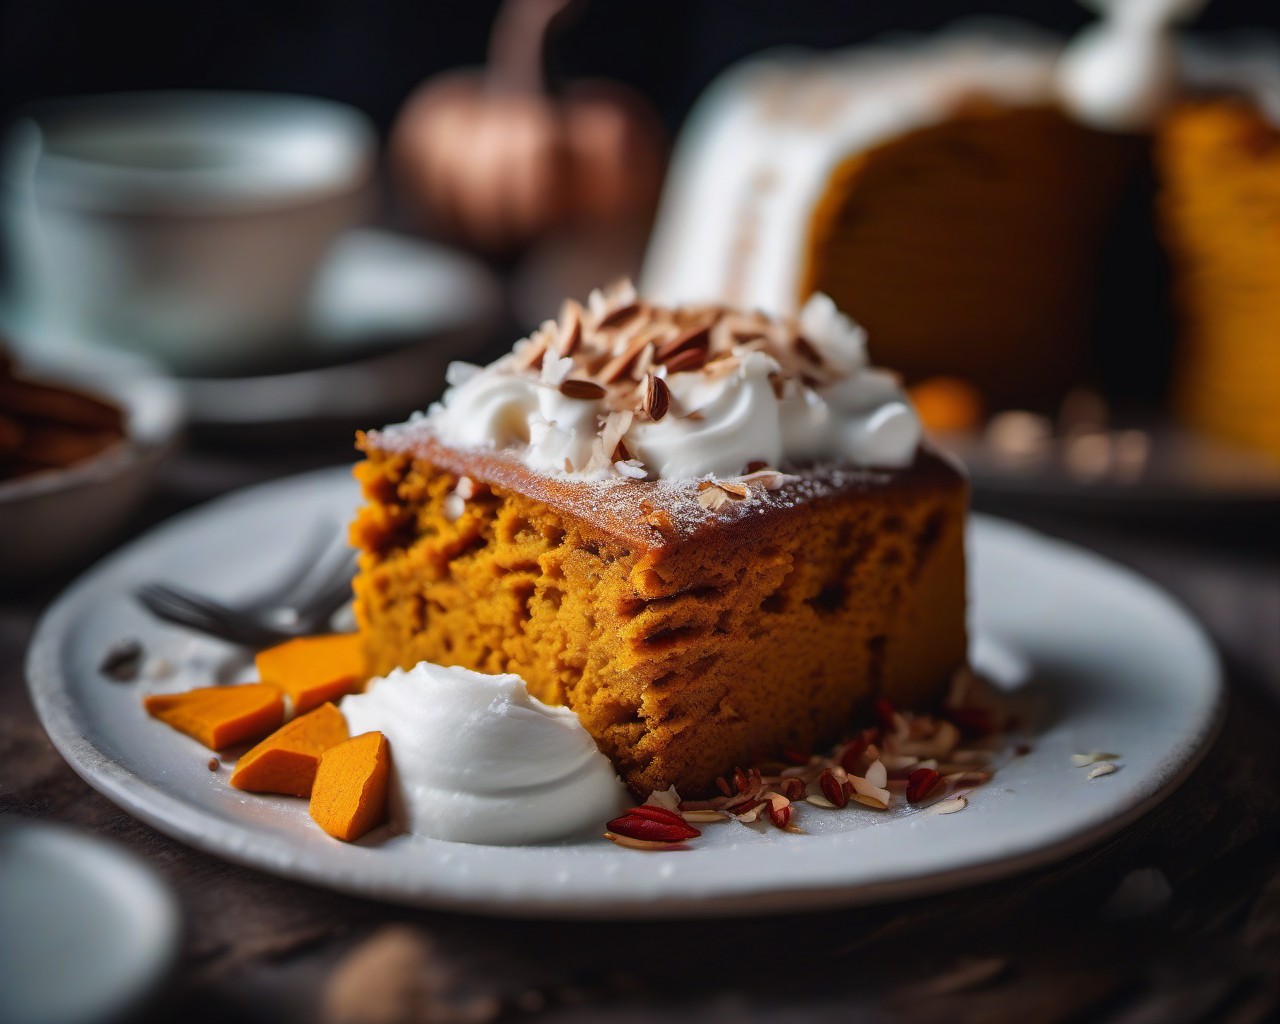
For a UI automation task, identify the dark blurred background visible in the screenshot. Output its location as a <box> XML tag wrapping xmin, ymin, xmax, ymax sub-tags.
<box><xmin>3</xmin><ymin>0</ymin><xmax>1276</xmax><ymax>135</ymax></box>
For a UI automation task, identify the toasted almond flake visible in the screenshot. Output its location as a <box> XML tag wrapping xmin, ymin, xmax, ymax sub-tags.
<box><xmin>739</xmin><ymin>469</ymin><xmax>797</xmax><ymax>491</ymax></box>
<box><xmin>598</xmin><ymin>332</ymin><xmax>653</xmax><ymax>383</ymax></box>
<box><xmin>894</xmin><ymin>720</ymin><xmax>961</xmax><ymax>759</ymax></box>
<box><xmin>644</xmin><ymin>374</ymin><xmax>670</xmax><ymax>421</ymax></box>
<box><xmin>1072</xmin><ymin>751</ymin><xmax>1120</xmax><ymax>767</ymax></box>
<box><xmin>664</xmin><ymin>346</ymin><xmax>709</xmax><ymax>374</ymax></box>
<box><xmin>557</xmin><ymin>299</ymin><xmax>583</xmax><ymax>355</ymax></box>
<box><xmin>849</xmin><ymin>775</ymin><xmax>891</xmax><ymax>809</ymax></box>
<box><xmin>929</xmin><ymin>795</ymin><xmax>968</xmax><ymax>815</ymax></box>
<box><xmin>1087</xmin><ymin>761</ymin><xmax>1118</xmax><ymax>779</ymax></box>
<box><xmin>597</xmin><ymin>300</ymin><xmax>642</xmax><ymax>329</ymax></box>
<box><xmin>655</xmin><ymin>323</ymin><xmax>711</xmax><ymax>363</ymax></box>
<box><xmin>806</xmin><ymin>794</ymin><xmax>839</xmax><ymax>809</ymax></box>
<box><xmin>644</xmin><ymin>508</ymin><xmax>676</xmax><ymax>535</ymax></box>
<box><xmin>513</xmin><ymin>331</ymin><xmax>549</xmax><ymax>371</ymax></box>
<box><xmin>716</xmin><ymin>480</ymin><xmax>750</xmax><ymax>499</ymax></box>
<box><xmin>603</xmin><ymin>832</ymin><xmax>688</xmax><ymax>851</ymax></box>
<box><xmin>881</xmin><ymin>754</ymin><xmax>920</xmax><ymax>772</ymax></box>
<box><xmin>864</xmin><ymin>759</ymin><xmax>888</xmax><ymax>789</ymax></box>
<box><xmin>615</xmin><ymin>459</ymin><xmax>647</xmax><ymax>480</ymax></box>
<box><xmin>734</xmin><ymin>803</ymin><xmax>766</xmax><ymax>823</ymax></box>
<box><xmin>681</xmin><ymin>810</ymin><xmax>730</xmax><ymax>823</ymax></box>
<box><xmin>697</xmin><ymin>486</ymin><xmax>731</xmax><ymax>512</ymax></box>
<box><xmin>559</xmin><ymin>378</ymin><xmax>606</xmax><ymax>401</ymax></box>
<box><xmin>702</xmin><ymin>355</ymin><xmax>740</xmax><ymax>380</ymax></box>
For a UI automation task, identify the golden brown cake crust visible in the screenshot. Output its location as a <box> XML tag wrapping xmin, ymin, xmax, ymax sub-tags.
<box><xmin>352</xmin><ymin>431</ymin><xmax>968</xmax><ymax>798</ymax></box>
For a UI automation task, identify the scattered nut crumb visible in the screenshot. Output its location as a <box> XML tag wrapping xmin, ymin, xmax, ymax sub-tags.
<box><xmin>207</xmin><ymin>757</ymin><xmax>220</xmax><ymax>772</ymax></box>
<box><xmin>928</xmin><ymin>795</ymin><xmax>968</xmax><ymax>815</ymax></box>
<box><xmin>99</xmin><ymin>639</ymin><xmax>144</xmax><ymax>682</ymax></box>
<box><xmin>1072</xmin><ymin>751</ymin><xmax>1119</xmax><ymax>767</ymax></box>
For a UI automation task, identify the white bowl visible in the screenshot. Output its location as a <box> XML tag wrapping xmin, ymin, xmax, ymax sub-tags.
<box><xmin>2</xmin><ymin>92</ymin><xmax>376</xmax><ymax>373</ymax></box>
<box><xmin>0</xmin><ymin>350</ymin><xmax>184</xmax><ymax>581</ymax></box>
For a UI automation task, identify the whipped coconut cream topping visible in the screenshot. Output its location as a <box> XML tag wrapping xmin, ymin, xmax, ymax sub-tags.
<box><xmin>1057</xmin><ymin>0</ymin><xmax>1209</xmax><ymax>131</ymax></box>
<box><xmin>415</xmin><ymin>282</ymin><xmax>922</xmax><ymax>481</ymax></box>
<box><xmin>340</xmin><ymin>662</ymin><xmax>627</xmax><ymax>845</ymax></box>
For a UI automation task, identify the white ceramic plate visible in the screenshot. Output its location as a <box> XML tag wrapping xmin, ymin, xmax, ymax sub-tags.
<box><xmin>0</xmin><ymin>820</ymin><xmax>179</xmax><ymax>1024</ymax></box>
<box><xmin>26</xmin><ymin>468</ymin><xmax>1222</xmax><ymax>919</ymax></box>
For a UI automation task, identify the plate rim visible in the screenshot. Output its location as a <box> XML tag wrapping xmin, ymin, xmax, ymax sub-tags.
<box><xmin>26</xmin><ymin>466</ymin><xmax>1226</xmax><ymax>920</ymax></box>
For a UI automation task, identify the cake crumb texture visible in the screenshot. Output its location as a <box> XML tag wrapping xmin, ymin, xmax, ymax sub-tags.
<box><xmin>351</xmin><ymin>438</ymin><xmax>967</xmax><ymax>797</ymax></box>
<box><xmin>1158</xmin><ymin>98</ymin><xmax>1280</xmax><ymax>461</ymax></box>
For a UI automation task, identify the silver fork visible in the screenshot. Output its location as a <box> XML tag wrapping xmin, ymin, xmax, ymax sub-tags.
<box><xmin>134</xmin><ymin>522</ymin><xmax>358</xmax><ymax>648</ymax></box>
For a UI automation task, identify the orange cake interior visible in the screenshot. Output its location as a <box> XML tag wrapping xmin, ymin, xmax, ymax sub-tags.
<box><xmin>802</xmin><ymin>105</ymin><xmax>1139</xmax><ymax>411</ymax></box>
<box><xmin>352</xmin><ymin>436</ymin><xmax>966</xmax><ymax>798</ymax></box>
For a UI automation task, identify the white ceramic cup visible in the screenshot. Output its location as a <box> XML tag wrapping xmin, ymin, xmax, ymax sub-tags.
<box><xmin>1</xmin><ymin>92</ymin><xmax>376</xmax><ymax>373</ymax></box>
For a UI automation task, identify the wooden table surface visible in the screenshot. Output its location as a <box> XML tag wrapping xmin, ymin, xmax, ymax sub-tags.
<box><xmin>3</xmin><ymin>448</ymin><xmax>1278</xmax><ymax>1024</ymax></box>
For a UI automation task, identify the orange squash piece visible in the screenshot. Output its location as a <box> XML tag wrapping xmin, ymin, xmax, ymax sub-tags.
<box><xmin>229</xmin><ymin>702</ymin><xmax>349</xmax><ymax>797</ymax></box>
<box><xmin>254</xmin><ymin>633</ymin><xmax>366</xmax><ymax>714</ymax></box>
<box><xmin>309</xmin><ymin>732</ymin><xmax>390</xmax><ymax>842</ymax></box>
<box><xmin>144</xmin><ymin>683</ymin><xmax>284</xmax><ymax>750</ymax></box>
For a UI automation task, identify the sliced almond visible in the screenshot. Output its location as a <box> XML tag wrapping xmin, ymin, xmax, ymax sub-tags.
<box><xmin>849</xmin><ymin>775</ymin><xmax>891</xmax><ymax>809</ymax></box>
<box><xmin>656</xmin><ymin>323</ymin><xmax>711</xmax><ymax>363</ymax></box>
<box><xmin>680</xmin><ymin>810</ymin><xmax>729</xmax><ymax>823</ymax></box>
<box><xmin>559</xmin><ymin>379</ymin><xmax>606</xmax><ymax>401</ymax></box>
<box><xmin>513</xmin><ymin>331</ymin><xmax>549</xmax><ymax>372</ymax></box>
<box><xmin>557</xmin><ymin>299</ymin><xmax>583</xmax><ymax>356</ymax></box>
<box><xmin>1071</xmin><ymin>751</ymin><xmax>1120</xmax><ymax>767</ymax></box>
<box><xmin>599</xmin><ymin>332</ymin><xmax>653</xmax><ymax>383</ymax></box>
<box><xmin>597</xmin><ymin>301</ymin><xmax>642</xmax><ymax>329</ymax></box>
<box><xmin>644</xmin><ymin>508</ymin><xmax>676</xmax><ymax>535</ymax></box>
<box><xmin>644</xmin><ymin>374</ymin><xmax>670</xmax><ymax>421</ymax></box>
<box><xmin>603</xmin><ymin>831</ymin><xmax>687</xmax><ymax>851</ymax></box>
<box><xmin>928</xmin><ymin>795</ymin><xmax>968</xmax><ymax>815</ymax></box>
<box><xmin>662</xmin><ymin>346</ymin><xmax>709</xmax><ymax>375</ymax></box>
<box><xmin>1087</xmin><ymin>762</ymin><xmax>1118</xmax><ymax>779</ymax></box>
<box><xmin>696</xmin><ymin>485</ymin><xmax>730</xmax><ymax>512</ymax></box>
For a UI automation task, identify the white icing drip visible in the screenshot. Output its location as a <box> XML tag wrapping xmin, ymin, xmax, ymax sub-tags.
<box><xmin>1057</xmin><ymin>0</ymin><xmax>1209</xmax><ymax>131</ymax></box>
<box><xmin>642</xmin><ymin>13</ymin><xmax>1280</xmax><ymax>320</ymax></box>
<box><xmin>340</xmin><ymin>662</ymin><xmax>628</xmax><ymax>846</ymax></box>
<box><xmin>641</xmin><ymin>27</ymin><xmax>1061</xmax><ymax>316</ymax></box>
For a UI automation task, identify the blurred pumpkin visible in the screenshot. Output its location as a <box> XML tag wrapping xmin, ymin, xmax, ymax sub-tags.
<box><xmin>392</xmin><ymin>0</ymin><xmax>665</xmax><ymax>254</ymax></box>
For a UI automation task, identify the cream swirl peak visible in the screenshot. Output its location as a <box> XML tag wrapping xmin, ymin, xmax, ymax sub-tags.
<box><xmin>340</xmin><ymin>662</ymin><xmax>627</xmax><ymax>845</ymax></box>
<box><xmin>420</xmin><ymin>281</ymin><xmax>922</xmax><ymax>480</ymax></box>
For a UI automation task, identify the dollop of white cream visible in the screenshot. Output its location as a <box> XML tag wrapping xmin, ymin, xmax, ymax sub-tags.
<box><xmin>1057</xmin><ymin>0</ymin><xmax>1208</xmax><ymax>131</ymax></box>
<box><xmin>340</xmin><ymin>662</ymin><xmax>628</xmax><ymax>846</ymax></box>
<box><xmin>426</xmin><ymin>292</ymin><xmax>921</xmax><ymax>480</ymax></box>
